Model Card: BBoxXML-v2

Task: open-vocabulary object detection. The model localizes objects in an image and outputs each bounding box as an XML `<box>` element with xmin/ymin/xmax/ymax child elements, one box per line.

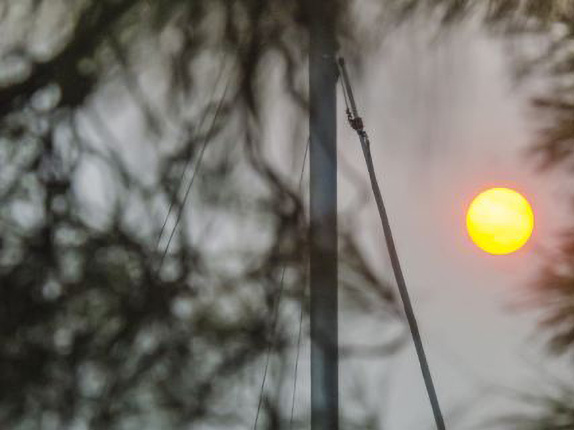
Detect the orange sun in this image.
<box><xmin>466</xmin><ymin>187</ymin><xmax>534</xmax><ymax>255</ymax></box>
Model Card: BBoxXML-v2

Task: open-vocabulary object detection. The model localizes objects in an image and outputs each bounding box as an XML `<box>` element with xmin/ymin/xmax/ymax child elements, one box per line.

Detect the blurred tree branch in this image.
<box><xmin>0</xmin><ymin>1</ymin><xmax>403</xmax><ymax>429</ymax></box>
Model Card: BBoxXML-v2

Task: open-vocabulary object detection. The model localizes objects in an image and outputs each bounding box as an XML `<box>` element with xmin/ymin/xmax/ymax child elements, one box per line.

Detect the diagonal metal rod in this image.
<box><xmin>337</xmin><ymin>57</ymin><xmax>447</xmax><ymax>430</ymax></box>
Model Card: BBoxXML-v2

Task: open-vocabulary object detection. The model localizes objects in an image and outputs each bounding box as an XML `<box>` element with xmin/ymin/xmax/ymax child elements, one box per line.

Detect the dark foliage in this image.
<box><xmin>0</xmin><ymin>1</ymin><xmax>402</xmax><ymax>429</ymax></box>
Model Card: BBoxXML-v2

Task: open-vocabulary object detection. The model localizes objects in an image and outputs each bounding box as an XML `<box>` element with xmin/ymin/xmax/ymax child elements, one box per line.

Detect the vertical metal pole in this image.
<box><xmin>308</xmin><ymin>2</ymin><xmax>338</xmax><ymax>430</ymax></box>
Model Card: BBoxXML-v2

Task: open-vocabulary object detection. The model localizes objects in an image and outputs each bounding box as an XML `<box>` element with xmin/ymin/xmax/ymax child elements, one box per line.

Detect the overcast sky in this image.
<box><xmin>69</xmin><ymin>7</ymin><xmax>574</xmax><ymax>428</ymax></box>
<box><xmin>265</xmin><ymin>15</ymin><xmax>574</xmax><ymax>430</ymax></box>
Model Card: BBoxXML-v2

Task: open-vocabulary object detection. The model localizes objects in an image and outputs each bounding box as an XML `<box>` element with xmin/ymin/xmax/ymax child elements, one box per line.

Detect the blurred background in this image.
<box><xmin>1</xmin><ymin>1</ymin><xmax>574</xmax><ymax>429</ymax></box>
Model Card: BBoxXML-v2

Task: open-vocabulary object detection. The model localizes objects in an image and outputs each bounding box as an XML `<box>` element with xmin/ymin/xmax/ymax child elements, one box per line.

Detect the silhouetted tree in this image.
<box><xmin>0</xmin><ymin>1</ymin><xmax>404</xmax><ymax>429</ymax></box>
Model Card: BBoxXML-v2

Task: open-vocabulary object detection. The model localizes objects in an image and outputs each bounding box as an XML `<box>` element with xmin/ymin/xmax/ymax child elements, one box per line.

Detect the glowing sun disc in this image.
<box><xmin>466</xmin><ymin>187</ymin><xmax>534</xmax><ymax>255</ymax></box>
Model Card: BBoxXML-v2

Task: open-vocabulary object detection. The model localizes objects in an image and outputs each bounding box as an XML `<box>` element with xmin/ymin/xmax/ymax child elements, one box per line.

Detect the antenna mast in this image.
<box><xmin>308</xmin><ymin>2</ymin><xmax>339</xmax><ymax>430</ymax></box>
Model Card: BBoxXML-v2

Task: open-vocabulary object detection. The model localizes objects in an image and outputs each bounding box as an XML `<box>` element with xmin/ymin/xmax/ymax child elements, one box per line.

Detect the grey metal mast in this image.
<box><xmin>308</xmin><ymin>2</ymin><xmax>338</xmax><ymax>430</ymax></box>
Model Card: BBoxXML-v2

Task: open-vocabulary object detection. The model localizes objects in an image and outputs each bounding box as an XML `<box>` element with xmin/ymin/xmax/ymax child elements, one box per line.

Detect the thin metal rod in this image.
<box><xmin>337</xmin><ymin>57</ymin><xmax>447</xmax><ymax>430</ymax></box>
<box><xmin>309</xmin><ymin>3</ymin><xmax>339</xmax><ymax>430</ymax></box>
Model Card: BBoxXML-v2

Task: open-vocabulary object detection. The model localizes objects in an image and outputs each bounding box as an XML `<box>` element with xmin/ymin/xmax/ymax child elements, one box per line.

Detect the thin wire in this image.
<box><xmin>253</xmin><ymin>138</ymin><xmax>310</xmax><ymax>430</ymax></box>
<box><xmin>289</xmin><ymin>139</ymin><xmax>309</xmax><ymax>430</ymax></box>
<box><xmin>337</xmin><ymin>57</ymin><xmax>447</xmax><ymax>430</ymax></box>
<box><xmin>155</xmin><ymin>54</ymin><xmax>229</xmax><ymax>251</ymax></box>
<box><xmin>156</xmin><ymin>70</ymin><xmax>233</xmax><ymax>272</ymax></box>
<box><xmin>289</xmin><ymin>269</ymin><xmax>307</xmax><ymax>430</ymax></box>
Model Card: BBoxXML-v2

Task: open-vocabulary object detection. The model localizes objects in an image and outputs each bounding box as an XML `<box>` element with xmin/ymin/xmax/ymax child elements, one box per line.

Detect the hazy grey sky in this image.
<box><xmin>342</xmin><ymin>17</ymin><xmax>572</xmax><ymax>430</ymax></box>
<box><xmin>257</xmin><ymin>15</ymin><xmax>573</xmax><ymax>430</ymax></box>
<box><xmin>69</xmin><ymin>7</ymin><xmax>574</xmax><ymax>428</ymax></box>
